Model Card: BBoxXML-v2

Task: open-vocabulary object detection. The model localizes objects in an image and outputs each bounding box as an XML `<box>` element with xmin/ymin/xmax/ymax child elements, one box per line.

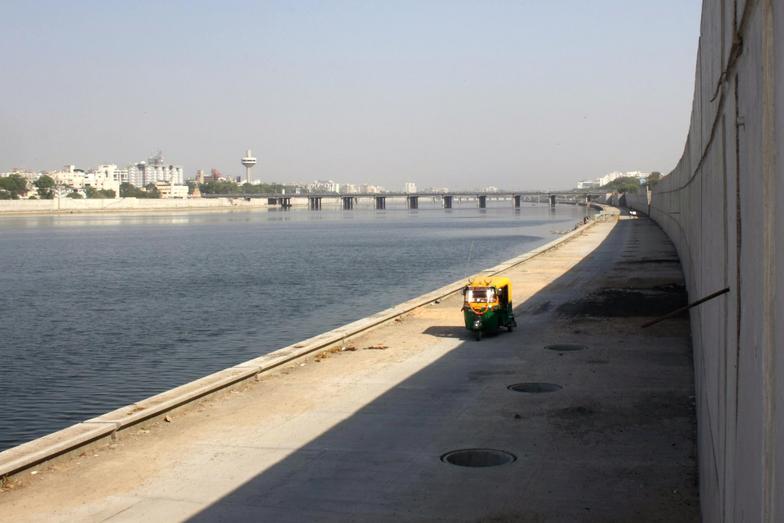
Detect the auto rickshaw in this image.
<box><xmin>462</xmin><ymin>276</ymin><xmax>517</xmax><ymax>340</ymax></box>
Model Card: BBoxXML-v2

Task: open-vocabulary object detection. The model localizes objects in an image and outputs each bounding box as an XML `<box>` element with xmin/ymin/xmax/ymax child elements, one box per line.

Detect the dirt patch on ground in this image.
<box><xmin>556</xmin><ymin>286</ymin><xmax>687</xmax><ymax>318</ymax></box>
<box><xmin>617</xmin><ymin>258</ymin><xmax>681</xmax><ymax>265</ymax></box>
<box><xmin>546</xmin><ymin>391</ymin><xmax>695</xmax><ymax>437</ymax></box>
<box><xmin>528</xmin><ymin>300</ymin><xmax>552</xmax><ymax>314</ymax></box>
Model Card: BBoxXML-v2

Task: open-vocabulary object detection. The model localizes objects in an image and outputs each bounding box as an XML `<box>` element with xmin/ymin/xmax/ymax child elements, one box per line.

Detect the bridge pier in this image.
<box><xmin>549</xmin><ymin>194</ymin><xmax>557</xmax><ymax>207</ymax></box>
<box><xmin>375</xmin><ymin>196</ymin><xmax>386</xmax><ymax>210</ymax></box>
<box><xmin>443</xmin><ymin>195</ymin><xmax>453</xmax><ymax>209</ymax></box>
<box><xmin>342</xmin><ymin>196</ymin><xmax>354</xmax><ymax>210</ymax></box>
<box><xmin>513</xmin><ymin>195</ymin><xmax>521</xmax><ymax>208</ymax></box>
<box><xmin>309</xmin><ymin>197</ymin><xmax>322</xmax><ymax>210</ymax></box>
<box><xmin>407</xmin><ymin>196</ymin><xmax>418</xmax><ymax>209</ymax></box>
<box><xmin>478</xmin><ymin>195</ymin><xmax>487</xmax><ymax>208</ymax></box>
<box><xmin>268</xmin><ymin>197</ymin><xmax>292</xmax><ymax>208</ymax></box>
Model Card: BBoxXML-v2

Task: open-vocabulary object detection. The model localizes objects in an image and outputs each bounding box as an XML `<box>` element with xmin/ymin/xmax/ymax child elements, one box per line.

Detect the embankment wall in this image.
<box><xmin>626</xmin><ymin>1</ymin><xmax>783</xmax><ymax>520</ymax></box>
<box><xmin>0</xmin><ymin>197</ymin><xmax>267</xmax><ymax>214</ymax></box>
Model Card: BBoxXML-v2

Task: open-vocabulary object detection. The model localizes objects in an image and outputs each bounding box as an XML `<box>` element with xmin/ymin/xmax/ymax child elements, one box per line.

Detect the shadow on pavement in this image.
<box><xmin>188</xmin><ymin>218</ymin><xmax>699</xmax><ymax>522</ymax></box>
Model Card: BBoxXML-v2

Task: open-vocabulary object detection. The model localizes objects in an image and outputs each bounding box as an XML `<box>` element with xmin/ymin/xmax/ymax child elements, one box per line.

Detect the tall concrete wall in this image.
<box><xmin>626</xmin><ymin>1</ymin><xmax>783</xmax><ymax>520</ymax></box>
<box><xmin>622</xmin><ymin>191</ymin><xmax>650</xmax><ymax>214</ymax></box>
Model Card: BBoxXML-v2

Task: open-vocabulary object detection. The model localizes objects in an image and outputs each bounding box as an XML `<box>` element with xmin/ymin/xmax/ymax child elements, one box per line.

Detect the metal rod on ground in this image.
<box><xmin>641</xmin><ymin>287</ymin><xmax>731</xmax><ymax>328</ymax></box>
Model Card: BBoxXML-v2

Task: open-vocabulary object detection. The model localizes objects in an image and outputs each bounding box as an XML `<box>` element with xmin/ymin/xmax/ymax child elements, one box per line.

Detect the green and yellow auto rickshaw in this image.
<box><xmin>462</xmin><ymin>276</ymin><xmax>517</xmax><ymax>340</ymax></box>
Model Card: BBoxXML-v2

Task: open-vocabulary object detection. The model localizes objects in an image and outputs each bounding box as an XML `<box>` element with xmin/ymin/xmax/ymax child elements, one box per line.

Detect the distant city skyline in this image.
<box><xmin>0</xmin><ymin>1</ymin><xmax>701</xmax><ymax>190</ymax></box>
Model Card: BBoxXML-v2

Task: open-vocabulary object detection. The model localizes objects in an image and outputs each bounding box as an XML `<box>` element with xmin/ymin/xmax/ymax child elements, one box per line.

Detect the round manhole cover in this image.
<box><xmin>441</xmin><ymin>448</ymin><xmax>517</xmax><ymax>468</ymax></box>
<box><xmin>545</xmin><ymin>343</ymin><xmax>587</xmax><ymax>352</ymax></box>
<box><xmin>507</xmin><ymin>382</ymin><xmax>562</xmax><ymax>393</ymax></box>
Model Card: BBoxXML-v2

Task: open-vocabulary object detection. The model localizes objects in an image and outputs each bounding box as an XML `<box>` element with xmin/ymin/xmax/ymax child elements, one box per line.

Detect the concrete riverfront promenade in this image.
<box><xmin>0</xmin><ymin>214</ymin><xmax>699</xmax><ymax>521</ymax></box>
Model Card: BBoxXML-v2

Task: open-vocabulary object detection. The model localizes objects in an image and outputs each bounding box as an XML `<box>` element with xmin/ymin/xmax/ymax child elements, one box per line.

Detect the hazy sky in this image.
<box><xmin>1</xmin><ymin>1</ymin><xmax>701</xmax><ymax>190</ymax></box>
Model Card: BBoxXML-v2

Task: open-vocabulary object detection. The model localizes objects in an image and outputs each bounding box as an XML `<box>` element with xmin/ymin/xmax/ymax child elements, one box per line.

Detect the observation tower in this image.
<box><xmin>241</xmin><ymin>149</ymin><xmax>257</xmax><ymax>184</ymax></box>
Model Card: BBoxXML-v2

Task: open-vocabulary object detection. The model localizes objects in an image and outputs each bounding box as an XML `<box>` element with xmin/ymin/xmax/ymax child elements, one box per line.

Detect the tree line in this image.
<box><xmin>599</xmin><ymin>172</ymin><xmax>662</xmax><ymax>194</ymax></box>
<box><xmin>0</xmin><ymin>174</ymin><xmax>123</xmax><ymax>200</ymax></box>
<box><xmin>189</xmin><ymin>180</ymin><xmax>299</xmax><ymax>195</ymax></box>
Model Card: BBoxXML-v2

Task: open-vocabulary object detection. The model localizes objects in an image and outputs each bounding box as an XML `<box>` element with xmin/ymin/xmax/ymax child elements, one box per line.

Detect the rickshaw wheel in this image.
<box><xmin>475</xmin><ymin>331</ymin><xmax>482</xmax><ymax>341</ymax></box>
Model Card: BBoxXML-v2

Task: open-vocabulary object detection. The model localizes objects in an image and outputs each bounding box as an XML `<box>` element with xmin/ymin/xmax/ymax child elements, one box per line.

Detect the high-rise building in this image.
<box><xmin>126</xmin><ymin>152</ymin><xmax>183</xmax><ymax>187</ymax></box>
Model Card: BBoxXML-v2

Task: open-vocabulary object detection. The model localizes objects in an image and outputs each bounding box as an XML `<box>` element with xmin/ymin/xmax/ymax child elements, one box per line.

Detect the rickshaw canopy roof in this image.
<box><xmin>467</xmin><ymin>275</ymin><xmax>511</xmax><ymax>291</ymax></box>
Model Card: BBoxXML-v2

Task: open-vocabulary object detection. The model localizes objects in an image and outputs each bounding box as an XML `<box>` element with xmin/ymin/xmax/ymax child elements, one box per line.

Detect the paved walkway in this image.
<box><xmin>0</xmin><ymin>216</ymin><xmax>699</xmax><ymax>522</ymax></box>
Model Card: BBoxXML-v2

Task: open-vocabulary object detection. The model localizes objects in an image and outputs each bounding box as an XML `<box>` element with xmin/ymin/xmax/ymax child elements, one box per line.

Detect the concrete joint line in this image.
<box><xmin>760</xmin><ymin>1</ymin><xmax>776</xmax><ymax>519</ymax></box>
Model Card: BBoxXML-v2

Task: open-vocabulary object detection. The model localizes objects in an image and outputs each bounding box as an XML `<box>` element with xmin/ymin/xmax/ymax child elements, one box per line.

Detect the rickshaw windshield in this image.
<box><xmin>466</xmin><ymin>287</ymin><xmax>496</xmax><ymax>303</ymax></box>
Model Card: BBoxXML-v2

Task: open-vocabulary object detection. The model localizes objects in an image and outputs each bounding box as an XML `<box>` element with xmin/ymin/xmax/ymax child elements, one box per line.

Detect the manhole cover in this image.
<box><xmin>507</xmin><ymin>382</ymin><xmax>562</xmax><ymax>393</ymax></box>
<box><xmin>441</xmin><ymin>448</ymin><xmax>517</xmax><ymax>467</ymax></box>
<box><xmin>545</xmin><ymin>344</ymin><xmax>587</xmax><ymax>352</ymax></box>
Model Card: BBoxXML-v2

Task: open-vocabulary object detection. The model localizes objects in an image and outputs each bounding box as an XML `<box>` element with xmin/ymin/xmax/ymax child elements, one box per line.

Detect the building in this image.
<box><xmin>50</xmin><ymin>166</ymin><xmax>86</xmax><ymax>190</ymax></box>
<box><xmin>308</xmin><ymin>180</ymin><xmax>340</xmax><ymax>193</ymax></box>
<box><xmin>576</xmin><ymin>180</ymin><xmax>601</xmax><ymax>189</ymax></box>
<box><xmin>596</xmin><ymin>171</ymin><xmax>624</xmax><ymax>187</ymax></box>
<box><xmin>576</xmin><ymin>171</ymin><xmax>652</xmax><ymax>189</ymax></box>
<box><xmin>155</xmin><ymin>181</ymin><xmax>189</xmax><ymax>199</ymax></box>
<box><xmin>126</xmin><ymin>152</ymin><xmax>184</xmax><ymax>187</ymax></box>
<box><xmin>404</xmin><ymin>182</ymin><xmax>417</xmax><ymax>194</ymax></box>
<box><xmin>0</xmin><ymin>169</ymin><xmax>38</xmax><ymax>183</ymax></box>
<box><xmin>84</xmin><ymin>170</ymin><xmax>121</xmax><ymax>196</ymax></box>
<box><xmin>360</xmin><ymin>184</ymin><xmax>385</xmax><ymax>193</ymax></box>
<box><xmin>241</xmin><ymin>149</ymin><xmax>257</xmax><ymax>184</ymax></box>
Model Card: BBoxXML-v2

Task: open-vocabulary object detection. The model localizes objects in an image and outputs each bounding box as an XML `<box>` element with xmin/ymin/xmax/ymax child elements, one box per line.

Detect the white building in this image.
<box><xmin>578</xmin><ymin>171</ymin><xmax>652</xmax><ymax>189</ymax></box>
<box><xmin>308</xmin><ymin>180</ymin><xmax>340</xmax><ymax>193</ymax></box>
<box><xmin>155</xmin><ymin>181</ymin><xmax>189</xmax><ymax>199</ymax></box>
<box><xmin>597</xmin><ymin>171</ymin><xmax>625</xmax><ymax>187</ymax></box>
<box><xmin>126</xmin><ymin>153</ymin><xmax>184</xmax><ymax>187</ymax></box>
<box><xmin>576</xmin><ymin>179</ymin><xmax>601</xmax><ymax>189</ymax></box>
<box><xmin>84</xmin><ymin>170</ymin><xmax>121</xmax><ymax>196</ymax></box>
<box><xmin>360</xmin><ymin>184</ymin><xmax>385</xmax><ymax>193</ymax></box>
<box><xmin>51</xmin><ymin>166</ymin><xmax>86</xmax><ymax>189</ymax></box>
<box><xmin>0</xmin><ymin>169</ymin><xmax>37</xmax><ymax>182</ymax></box>
<box><xmin>404</xmin><ymin>182</ymin><xmax>417</xmax><ymax>194</ymax></box>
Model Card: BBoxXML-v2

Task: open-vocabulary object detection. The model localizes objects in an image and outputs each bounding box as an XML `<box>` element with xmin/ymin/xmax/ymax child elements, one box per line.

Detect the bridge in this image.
<box><xmin>204</xmin><ymin>190</ymin><xmax>602</xmax><ymax>210</ymax></box>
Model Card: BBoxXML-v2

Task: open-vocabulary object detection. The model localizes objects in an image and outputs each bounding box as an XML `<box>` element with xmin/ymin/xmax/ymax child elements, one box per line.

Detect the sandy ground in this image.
<box><xmin>0</xmin><ymin>216</ymin><xmax>698</xmax><ymax>522</ymax></box>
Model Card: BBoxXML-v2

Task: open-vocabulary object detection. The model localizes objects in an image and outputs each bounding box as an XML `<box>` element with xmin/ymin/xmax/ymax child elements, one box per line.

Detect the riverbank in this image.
<box><xmin>0</xmin><ymin>197</ymin><xmax>268</xmax><ymax>216</ymax></box>
<box><xmin>0</xmin><ymin>208</ymin><xmax>699</xmax><ymax>521</ymax></box>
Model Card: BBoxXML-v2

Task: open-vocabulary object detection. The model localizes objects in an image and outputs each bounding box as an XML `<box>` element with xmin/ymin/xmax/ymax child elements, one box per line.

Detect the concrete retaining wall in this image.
<box><xmin>626</xmin><ymin>1</ymin><xmax>783</xmax><ymax>520</ymax></box>
<box><xmin>0</xmin><ymin>197</ymin><xmax>267</xmax><ymax>214</ymax></box>
<box><xmin>622</xmin><ymin>191</ymin><xmax>650</xmax><ymax>215</ymax></box>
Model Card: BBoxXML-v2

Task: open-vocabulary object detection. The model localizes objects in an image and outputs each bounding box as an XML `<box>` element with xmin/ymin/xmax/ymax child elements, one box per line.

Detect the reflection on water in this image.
<box><xmin>0</xmin><ymin>202</ymin><xmax>592</xmax><ymax>450</ymax></box>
